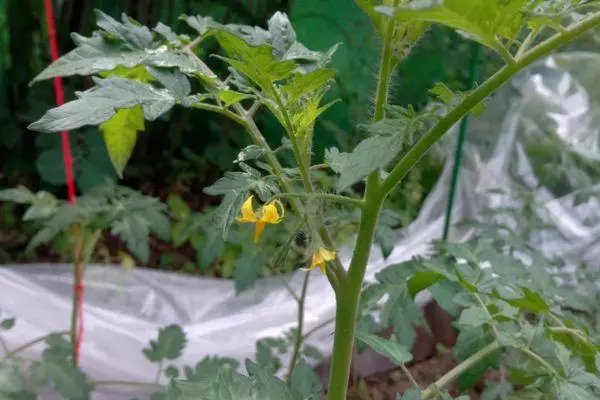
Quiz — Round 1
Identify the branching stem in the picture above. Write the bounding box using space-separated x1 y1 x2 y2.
0 331 69 364
286 272 310 383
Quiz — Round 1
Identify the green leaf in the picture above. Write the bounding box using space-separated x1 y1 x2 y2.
509 287 550 313
167 195 191 220
0 317 15 331
95 10 153 50
234 253 264 294
454 327 501 391
335 133 406 191
215 31 296 95
30 358 91 400
290 359 322 399
142 324 187 363
22 191 59 221
324 148 348 174
32 12 197 82
245 360 292 400
430 83 486 117
184 356 239 381
99 105 145 177
42 334 73 362
355 332 413 366
0 186 35 204
165 366 179 379
0 362 27 396
377 0 528 51
203 165 279 240
407 271 443 298
481 379 513 400
212 367 254 400
255 340 282 375
395 388 421 400
457 306 491 328
29 77 178 133
375 209 401 259
219 90 253 107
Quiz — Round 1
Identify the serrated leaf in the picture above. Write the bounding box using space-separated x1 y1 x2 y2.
219 90 253 107
335 133 406 191
458 306 491 328
430 82 485 116
95 10 153 50
509 287 550 314
184 356 239 382
454 327 501 391
148 68 191 98
29 77 177 133
255 340 282 376
290 359 322 399
245 360 292 400
407 271 443 297
203 166 279 239
99 105 145 177
234 253 264 294
167 195 191 220
165 366 179 379
324 148 348 174
0 186 35 204
30 358 91 400
215 31 296 95
0 362 26 396
377 0 528 52
356 332 413 365
143 324 187 363
0 317 15 331
396 388 421 400
481 379 513 400
213 367 254 400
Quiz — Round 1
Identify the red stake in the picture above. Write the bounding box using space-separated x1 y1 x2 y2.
42 0 83 363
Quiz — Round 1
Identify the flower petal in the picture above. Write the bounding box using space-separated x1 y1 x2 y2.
260 200 283 224
254 221 267 243
237 195 258 223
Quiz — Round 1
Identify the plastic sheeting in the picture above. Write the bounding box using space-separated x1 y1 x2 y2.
2 51 600 399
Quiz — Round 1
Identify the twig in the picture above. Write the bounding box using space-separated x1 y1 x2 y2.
421 341 501 399
286 272 311 383
91 380 163 389
270 193 365 209
518 347 560 376
0 331 70 364
302 317 335 341
400 363 421 390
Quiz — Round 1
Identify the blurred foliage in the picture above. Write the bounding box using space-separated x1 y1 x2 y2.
0 0 503 270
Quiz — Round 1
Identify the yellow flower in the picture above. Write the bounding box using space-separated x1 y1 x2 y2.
307 247 337 274
236 195 284 243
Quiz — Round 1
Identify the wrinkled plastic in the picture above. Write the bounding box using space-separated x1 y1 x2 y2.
2 52 600 398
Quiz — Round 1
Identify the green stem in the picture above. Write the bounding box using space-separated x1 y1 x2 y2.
155 360 163 384
70 231 84 365
271 193 365 209
0 331 69 364
421 341 501 399
286 272 310 383
326 7 397 396
326 184 384 399
381 10 600 196
91 380 162 389
519 347 560 376
237 106 347 289
183 45 347 288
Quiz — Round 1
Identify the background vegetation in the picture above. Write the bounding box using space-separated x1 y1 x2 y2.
0 0 499 274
